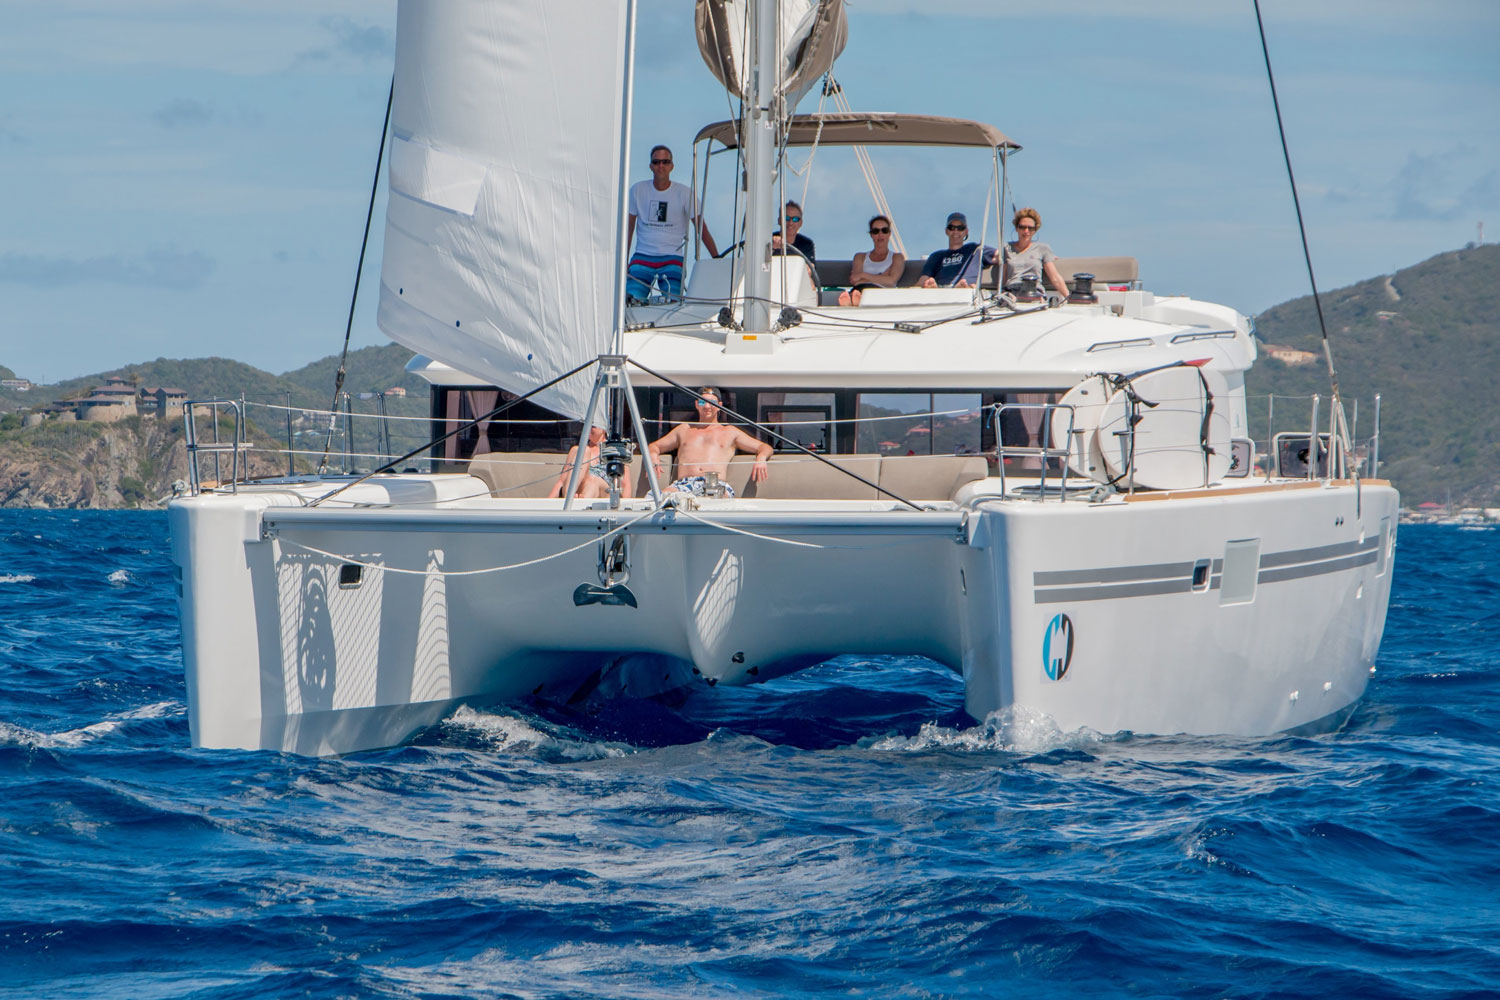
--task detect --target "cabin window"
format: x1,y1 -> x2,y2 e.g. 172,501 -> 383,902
758,392 -> 834,452
432,387 -> 580,464
856,392 -> 983,456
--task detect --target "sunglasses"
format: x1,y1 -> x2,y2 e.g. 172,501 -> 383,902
785,215 -> 801,223
869,226 -> 891,234
946,224 -> 967,231
1016,223 -> 1037,231
696,398 -> 720,406
651,159 -> 672,165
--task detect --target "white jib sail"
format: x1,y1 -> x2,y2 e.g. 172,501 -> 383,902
377,0 -> 629,420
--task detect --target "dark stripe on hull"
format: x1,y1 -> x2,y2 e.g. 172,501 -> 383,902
1033,536 -> 1382,604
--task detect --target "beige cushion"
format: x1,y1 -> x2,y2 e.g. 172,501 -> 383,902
878,454 -> 989,501
749,454 -> 883,500
1056,255 -> 1139,287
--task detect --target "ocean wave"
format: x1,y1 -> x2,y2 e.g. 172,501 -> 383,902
0,718 -> 122,749
0,573 -> 36,584
107,569 -> 132,585
0,702 -> 184,749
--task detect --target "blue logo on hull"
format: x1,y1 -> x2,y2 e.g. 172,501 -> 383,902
1042,613 -> 1074,681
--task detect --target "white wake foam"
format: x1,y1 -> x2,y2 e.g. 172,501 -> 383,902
446,706 -> 629,760
0,574 -> 36,584
107,569 -> 132,585
863,705 -> 1105,755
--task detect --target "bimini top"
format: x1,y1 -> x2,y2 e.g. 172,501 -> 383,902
694,112 -> 1020,151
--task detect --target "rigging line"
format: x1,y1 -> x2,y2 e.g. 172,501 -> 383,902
1253,0 -> 1358,501
626,359 -> 925,512
275,507 -> 660,578
318,76 -> 394,475
829,79 -> 904,257
307,357 -> 599,507
1252,3 -> 1343,416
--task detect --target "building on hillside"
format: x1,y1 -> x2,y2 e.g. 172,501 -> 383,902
140,386 -> 188,418
1263,344 -> 1319,366
89,379 -> 139,399
40,402 -> 78,422
76,392 -> 138,422
0,379 -> 32,391
386,386 -> 407,397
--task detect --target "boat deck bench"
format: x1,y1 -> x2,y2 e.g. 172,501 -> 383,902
469,451 -> 988,502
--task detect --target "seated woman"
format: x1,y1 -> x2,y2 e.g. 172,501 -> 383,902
547,426 -> 632,500
838,215 -> 905,306
1004,206 -> 1069,299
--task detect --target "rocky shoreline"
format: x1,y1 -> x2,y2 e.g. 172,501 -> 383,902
0,416 -> 287,509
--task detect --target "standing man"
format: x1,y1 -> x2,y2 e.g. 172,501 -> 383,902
917,212 -> 998,289
626,144 -> 718,302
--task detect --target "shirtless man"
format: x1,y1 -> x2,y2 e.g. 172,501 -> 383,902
647,388 -> 771,498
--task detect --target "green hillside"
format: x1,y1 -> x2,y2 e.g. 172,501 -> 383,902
1247,244 -> 1500,506
0,344 -> 436,467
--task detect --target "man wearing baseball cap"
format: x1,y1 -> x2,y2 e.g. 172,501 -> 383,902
918,211 -> 998,289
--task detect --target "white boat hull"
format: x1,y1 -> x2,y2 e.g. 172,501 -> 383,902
168,477 -> 1397,754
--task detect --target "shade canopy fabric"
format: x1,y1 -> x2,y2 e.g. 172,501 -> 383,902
376,0 -> 629,421
695,112 -> 1020,151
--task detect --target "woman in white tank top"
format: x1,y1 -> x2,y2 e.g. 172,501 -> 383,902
839,214 -> 906,306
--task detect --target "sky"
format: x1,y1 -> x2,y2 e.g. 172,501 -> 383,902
1,0 -> 1496,383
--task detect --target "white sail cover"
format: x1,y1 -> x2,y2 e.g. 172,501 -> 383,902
696,0 -> 848,109
377,0 -> 629,420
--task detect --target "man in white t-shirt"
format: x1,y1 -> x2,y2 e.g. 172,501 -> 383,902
625,144 -> 718,302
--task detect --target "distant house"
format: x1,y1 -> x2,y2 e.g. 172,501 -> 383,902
70,378 -> 141,422
1263,344 -> 1318,366
140,386 -> 188,418
90,378 -> 139,399
386,386 -> 407,397
0,378 -> 32,391
75,393 -> 137,422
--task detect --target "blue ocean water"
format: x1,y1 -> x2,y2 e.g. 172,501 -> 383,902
1,510 -> 1497,999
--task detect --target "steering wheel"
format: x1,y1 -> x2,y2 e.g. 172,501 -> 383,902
780,244 -> 821,292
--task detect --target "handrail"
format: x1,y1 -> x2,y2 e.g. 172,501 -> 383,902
992,401 -> 1075,501
182,398 -> 245,495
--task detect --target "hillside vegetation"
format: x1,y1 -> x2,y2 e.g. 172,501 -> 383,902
1248,244 -> 1500,505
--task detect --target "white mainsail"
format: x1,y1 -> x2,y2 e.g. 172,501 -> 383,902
377,0 -> 630,420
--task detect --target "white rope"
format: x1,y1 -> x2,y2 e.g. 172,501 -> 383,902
670,506 -> 825,548
671,505 -> 951,551
274,507 -> 659,577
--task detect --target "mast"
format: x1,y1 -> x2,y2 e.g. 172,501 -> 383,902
611,0 -> 639,353
740,0 -> 779,335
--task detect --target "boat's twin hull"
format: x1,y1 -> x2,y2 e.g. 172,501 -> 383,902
169,480 -> 1397,754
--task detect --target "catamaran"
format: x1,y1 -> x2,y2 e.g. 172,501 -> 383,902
169,0 -> 1397,755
